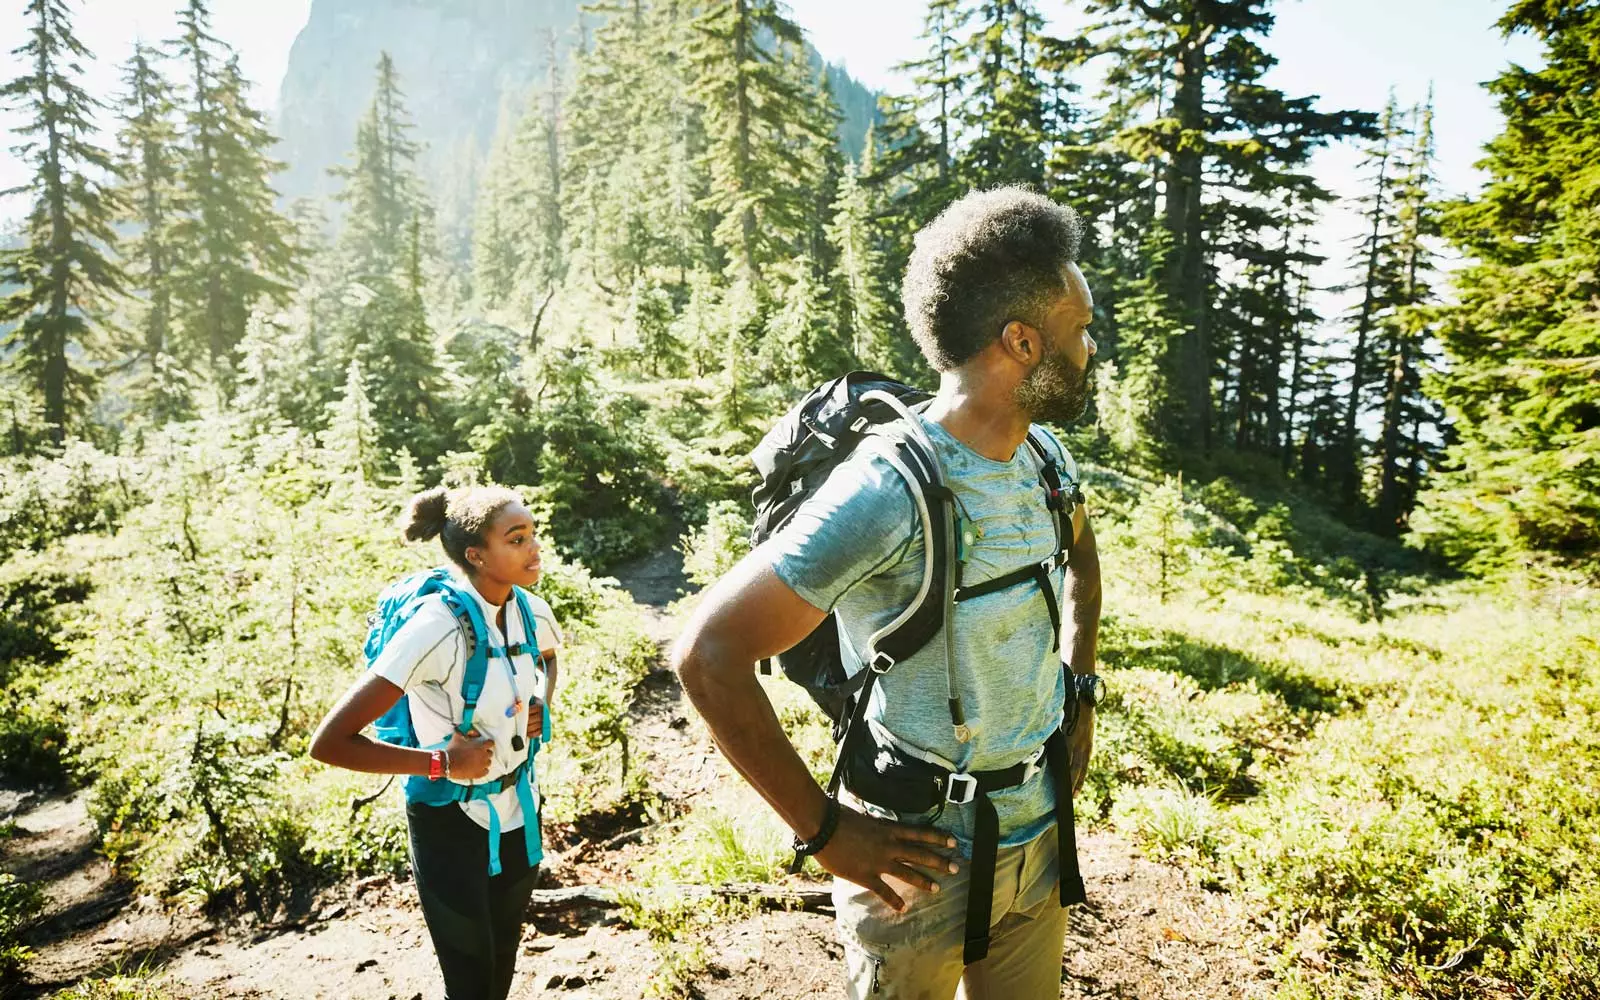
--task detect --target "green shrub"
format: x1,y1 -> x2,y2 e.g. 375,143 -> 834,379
0,441 -> 141,560
537,588 -> 660,823
47,975 -> 178,999
1109,783 -> 1222,861
1206,596 -> 1600,991
0,559 -> 91,666
0,872 -> 44,980
678,500 -> 751,587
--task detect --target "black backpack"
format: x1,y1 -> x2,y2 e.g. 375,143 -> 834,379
749,371 -> 1085,739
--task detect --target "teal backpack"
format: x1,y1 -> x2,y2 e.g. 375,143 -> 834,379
363,567 -> 552,875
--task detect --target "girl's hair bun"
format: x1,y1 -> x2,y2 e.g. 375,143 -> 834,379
401,486 -> 450,542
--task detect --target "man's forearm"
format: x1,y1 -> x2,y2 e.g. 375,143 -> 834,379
1064,552 -> 1101,675
677,645 -> 830,839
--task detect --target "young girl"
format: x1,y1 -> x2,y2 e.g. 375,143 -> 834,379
311,485 -> 561,1000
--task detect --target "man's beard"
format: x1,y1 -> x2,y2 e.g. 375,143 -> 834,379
1015,341 -> 1095,424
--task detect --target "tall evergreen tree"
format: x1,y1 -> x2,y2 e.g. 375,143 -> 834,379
951,0 -> 1050,189
826,144 -> 907,375
333,219 -> 448,466
322,357 -> 381,485
166,0 -> 299,389
1077,0 -> 1374,455
330,51 -> 427,278
1333,96 -> 1406,509
564,1 -> 710,302
113,39 -> 188,421
472,95 -> 523,307
688,0 -> 833,285
0,0 -> 124,447
870,0 -> 969,262
1373,97 -> 1442,535
1416,0 -> 1600,566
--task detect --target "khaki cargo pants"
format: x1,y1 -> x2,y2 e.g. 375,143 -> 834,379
831,823 -> 1068,1000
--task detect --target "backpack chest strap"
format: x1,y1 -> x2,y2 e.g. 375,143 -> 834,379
952,551 -> 1068,651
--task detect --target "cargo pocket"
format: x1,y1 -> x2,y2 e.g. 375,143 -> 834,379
841,938 -> 884,998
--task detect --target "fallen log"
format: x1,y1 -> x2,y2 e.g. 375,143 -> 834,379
526,882 -> 833,914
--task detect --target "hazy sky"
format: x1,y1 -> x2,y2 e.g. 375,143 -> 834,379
2,0 -> 1544,263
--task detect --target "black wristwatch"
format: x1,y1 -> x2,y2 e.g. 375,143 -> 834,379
1073,673 -> 1107,708
791,796 -> 841,861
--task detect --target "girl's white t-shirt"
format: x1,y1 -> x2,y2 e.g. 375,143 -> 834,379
372,581 -> 562,832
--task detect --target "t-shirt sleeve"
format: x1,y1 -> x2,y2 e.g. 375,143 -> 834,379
761,447 -> 921,612
370,599 -> 461,693
526,594 -> 563,652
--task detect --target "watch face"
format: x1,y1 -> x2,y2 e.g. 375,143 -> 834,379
1079,674 -> 1105,706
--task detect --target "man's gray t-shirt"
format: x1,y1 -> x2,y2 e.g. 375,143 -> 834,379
762,413 -> 1076,850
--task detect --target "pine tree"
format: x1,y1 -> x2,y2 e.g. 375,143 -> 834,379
1415,1 -> 1600,566
1373,97 -> 1442,535
472,95 -> 523,307
951,0 -> 1050,190
0,0 -> 124,448
872,0 -> 969,238
564,1 -> 710,303
322,357 -> 380,485
1077,0 -> 1374,455
337,219 -> 448,465
1332,96 -> 1406,510
825,147 -> 906,375
113,40 -> 189,422
688,0 -> 833,285
331,51 -> 427,279
167,0 -> 299,390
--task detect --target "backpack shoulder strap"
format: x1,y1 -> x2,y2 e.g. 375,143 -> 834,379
861,433 -> 950,668
434,580 -> 491,736
1023,427 -> 1085,561
507,586 -> 539,658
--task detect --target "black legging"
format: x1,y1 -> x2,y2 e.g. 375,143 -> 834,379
406,800 -> 540,1000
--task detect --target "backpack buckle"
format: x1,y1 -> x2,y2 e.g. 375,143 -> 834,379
944,772 -> 978,805
869,651 -> 896,674
1020,744 -> 1047,783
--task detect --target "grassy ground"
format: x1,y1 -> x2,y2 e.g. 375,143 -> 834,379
633,574 -> 1599,1000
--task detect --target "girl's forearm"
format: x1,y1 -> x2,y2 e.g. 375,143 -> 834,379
314,732 -> 436,777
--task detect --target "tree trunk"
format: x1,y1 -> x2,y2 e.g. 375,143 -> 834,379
1161,16 -> 1214,455
1340,135 -> 1393,510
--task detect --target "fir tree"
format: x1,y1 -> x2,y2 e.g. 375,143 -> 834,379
322,357 -> 380,485
1373,96 -> 1442,535
1415,1 -> 1600,566
1333,96 -> 1406,510
0,0 -> 124,447
472,95 -> 524,307
564,1 -> 711,302
869,0 -> 972,278
825,148 -> 905,375
330,51 -> 428,279
951,0 -> 1050,190
335,219 -> 448,465
166,0 -> 299,389
1076,0 -> 1374,455
113,40 -> 189,422
688,0 -> 834,285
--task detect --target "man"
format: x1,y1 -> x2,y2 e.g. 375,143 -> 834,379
671,186 -> 1102,1000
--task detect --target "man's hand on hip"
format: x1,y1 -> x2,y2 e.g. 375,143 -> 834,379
814,807 -> 961,913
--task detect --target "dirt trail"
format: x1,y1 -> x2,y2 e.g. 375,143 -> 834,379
3,540 -> 1277,1000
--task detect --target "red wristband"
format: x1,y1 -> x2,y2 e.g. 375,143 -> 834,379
428,749 -> 445,781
